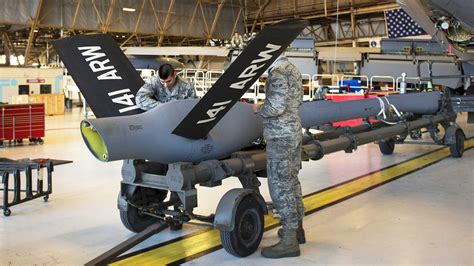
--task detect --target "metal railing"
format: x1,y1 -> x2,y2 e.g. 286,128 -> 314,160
395,76 -> 421,90
369,75 -> 395,91
340,75 -> 369,91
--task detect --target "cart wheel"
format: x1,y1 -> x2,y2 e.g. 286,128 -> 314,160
119,188 -> 168,233
43,195 -> 49,202
450,128 -> 465,158
4,208 -> 11,217
38,139 -> 44,145
379,138 -> 395,155
220,195 -> 264,257
409,129 -> 422,140
169,219 -> 183,231
120,206 -> 157,233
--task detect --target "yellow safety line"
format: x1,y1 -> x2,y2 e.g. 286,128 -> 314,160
112,138 -> 474,265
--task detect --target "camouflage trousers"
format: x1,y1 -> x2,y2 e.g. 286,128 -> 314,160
266,134 -> 304,230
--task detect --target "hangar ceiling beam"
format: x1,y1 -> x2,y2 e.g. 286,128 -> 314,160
24,0 -> 43,65
246,2 -> 399,28
293,0 -> 298,18
324,0 -> 327,17
206,0 -> 227,45
91,0 -> 105,31
180,0 -> 200,45
302,16 -> 387,47
368,17 -> 375,35
69,0 -> 83,33
374,17 -> 385,35
103,0 -> 117,33
250,0 -> 272,33
350,0 -> 357,46
36,43 -> 53,64
121,0 -> 147,46
229,3 -> 244,38
339,22 -> 346,39
158,0 -> 176,46
199,0 -> 210,37
3,31 -> 19,65
149,0 -> 163,38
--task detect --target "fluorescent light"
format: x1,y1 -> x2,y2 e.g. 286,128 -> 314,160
34,29 -> 38,32
122,7 -> 136,12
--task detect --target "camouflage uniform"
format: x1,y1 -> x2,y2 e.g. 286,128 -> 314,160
136,75 -> 196,110
257,57 -> 304,231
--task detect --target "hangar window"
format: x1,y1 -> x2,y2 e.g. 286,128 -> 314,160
18,85 -> 30,95
40,84 -> 52,94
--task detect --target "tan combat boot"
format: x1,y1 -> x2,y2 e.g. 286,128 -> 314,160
261,229 -> 300,258
277,220 -> 306,244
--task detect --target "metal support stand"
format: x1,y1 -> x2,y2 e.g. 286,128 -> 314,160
0,158 -> 72,216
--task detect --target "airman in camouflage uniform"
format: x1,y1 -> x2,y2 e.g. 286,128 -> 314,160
257,56 -> 305,258
136,64 -> 196,110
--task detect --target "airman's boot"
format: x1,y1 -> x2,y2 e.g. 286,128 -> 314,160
261,229 -> 300,258
277,220 -> 306,244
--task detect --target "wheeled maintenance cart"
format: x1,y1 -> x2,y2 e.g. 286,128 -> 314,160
0,103 -> 45,147
84,91 -> 474,265
0,158 -> 72,216
88,107 -> 470,264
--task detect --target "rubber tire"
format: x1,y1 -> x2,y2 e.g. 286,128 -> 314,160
220,195 -> 264,257
450,128 -> 465,158
409,129 -> 422,140
379,138 -> 395,155
119,188 -> 167,233
169,220 -> 183,231
4,208 -> 11,216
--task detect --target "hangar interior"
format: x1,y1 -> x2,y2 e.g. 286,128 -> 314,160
1,0 -> 473,265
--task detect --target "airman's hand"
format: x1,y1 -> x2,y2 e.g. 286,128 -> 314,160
252,103 -> 261,113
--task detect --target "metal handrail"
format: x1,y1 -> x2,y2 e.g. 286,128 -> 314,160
369,75 -> 395,90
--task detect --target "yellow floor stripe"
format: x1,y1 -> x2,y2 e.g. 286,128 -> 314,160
112,138 -> 474,265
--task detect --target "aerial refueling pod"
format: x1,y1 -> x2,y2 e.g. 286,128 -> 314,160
81,91 -> 442,164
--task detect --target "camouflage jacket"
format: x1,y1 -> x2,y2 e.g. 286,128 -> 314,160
136,75 -> 196,110
257,57 -> 303,139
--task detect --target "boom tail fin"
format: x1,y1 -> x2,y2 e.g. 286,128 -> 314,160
172,19 -> 309,140
52,34 -> 144,118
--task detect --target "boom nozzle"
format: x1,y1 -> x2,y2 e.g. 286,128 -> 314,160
81,121 -> 109,162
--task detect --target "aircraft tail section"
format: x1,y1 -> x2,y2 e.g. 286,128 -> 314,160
172,19 -> 309,139
53,34 -> 144,118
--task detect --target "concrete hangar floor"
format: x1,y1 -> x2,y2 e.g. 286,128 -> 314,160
1,108 -> 473,265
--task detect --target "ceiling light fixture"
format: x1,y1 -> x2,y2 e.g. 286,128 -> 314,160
122,7 -> 136,12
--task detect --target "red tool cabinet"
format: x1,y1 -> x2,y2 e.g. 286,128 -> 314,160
0,103 -> 45,146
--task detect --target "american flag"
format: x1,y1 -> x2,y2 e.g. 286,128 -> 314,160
385,8 -> 426,38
